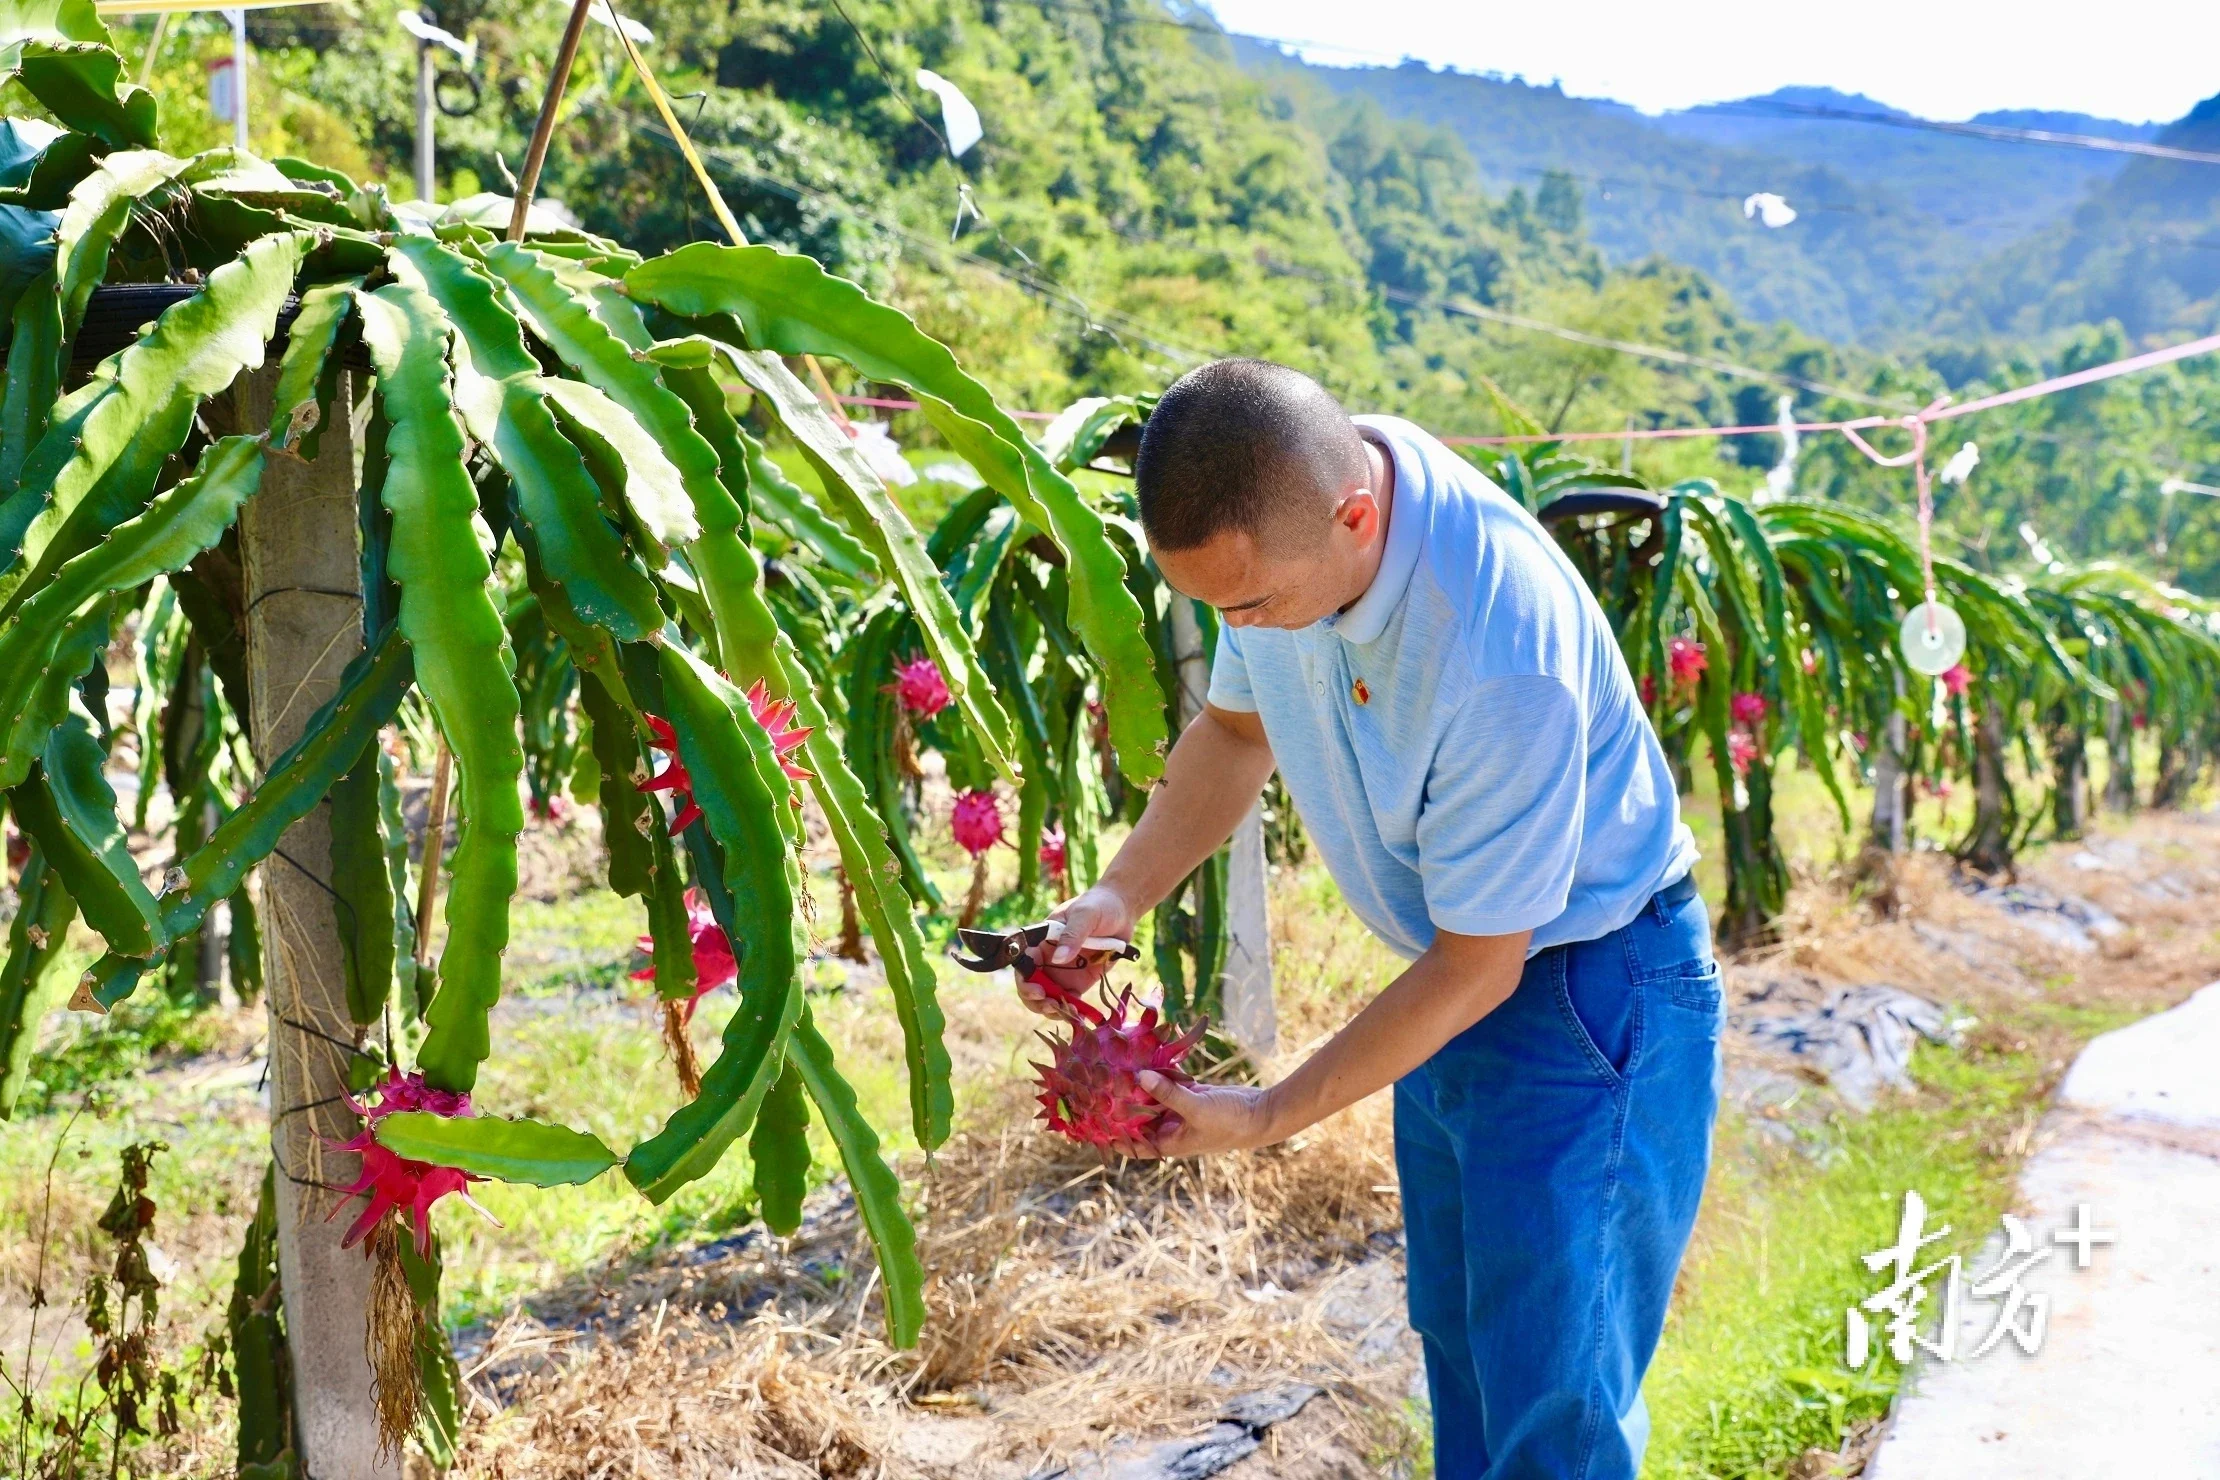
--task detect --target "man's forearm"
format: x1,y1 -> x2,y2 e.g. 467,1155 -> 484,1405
1260,928 -> 1530,1139
1097,705 -> 1276,914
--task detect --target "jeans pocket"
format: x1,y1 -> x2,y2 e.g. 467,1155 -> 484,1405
1622,888 -> 1718,984
1666,961 -> 1723,1015
1554,941 -> 1638,1087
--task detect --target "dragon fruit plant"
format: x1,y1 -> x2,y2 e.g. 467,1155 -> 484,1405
0,4 -> 1179,1462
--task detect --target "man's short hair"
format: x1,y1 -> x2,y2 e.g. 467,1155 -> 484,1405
1134,359 -> 1367,553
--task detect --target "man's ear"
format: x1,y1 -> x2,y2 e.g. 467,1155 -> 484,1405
1336,489 -> 1381,544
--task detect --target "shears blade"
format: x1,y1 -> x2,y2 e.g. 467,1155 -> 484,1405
950,920 -> 1137,974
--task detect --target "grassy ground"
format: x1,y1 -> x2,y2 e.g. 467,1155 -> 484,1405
3,741 -> 2213,1476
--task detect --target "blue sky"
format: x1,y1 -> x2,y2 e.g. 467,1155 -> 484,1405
1204,0 -> 2220,124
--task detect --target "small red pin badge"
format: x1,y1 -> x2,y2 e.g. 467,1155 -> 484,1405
1351,677 -> 1370,705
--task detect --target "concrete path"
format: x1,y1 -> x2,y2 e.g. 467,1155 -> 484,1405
1866,981 -> 2220,1478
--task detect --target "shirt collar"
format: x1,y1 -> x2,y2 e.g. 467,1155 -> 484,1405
1322,416 -> 1426,646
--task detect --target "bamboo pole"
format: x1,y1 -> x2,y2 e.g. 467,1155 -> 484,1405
505,0 -> 595,241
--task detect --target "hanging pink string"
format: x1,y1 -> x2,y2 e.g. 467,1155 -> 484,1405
1838,400 -> 1952,632
823,328 -> 2220,633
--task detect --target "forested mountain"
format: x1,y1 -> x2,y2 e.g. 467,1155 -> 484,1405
1930,95 -> 2220,343
1235,47 -> 2187,348
139,0 -> 1845,454
70,0 -> 2220,592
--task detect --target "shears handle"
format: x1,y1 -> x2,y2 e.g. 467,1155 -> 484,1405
1025,969 -> 1107,1027
1039,920 -> 1138,959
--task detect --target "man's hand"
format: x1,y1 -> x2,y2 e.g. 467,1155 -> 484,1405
1112,926 -> 1532,1161
1014,884 -> 1138,1018
1110,1073 -> 1279,1159
1014,702 -> 1275,1021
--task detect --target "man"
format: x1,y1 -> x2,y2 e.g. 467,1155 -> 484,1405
1026,359 -> 1721,1478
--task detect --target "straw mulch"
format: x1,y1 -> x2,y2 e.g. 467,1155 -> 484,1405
453,1082 -> 1412,1479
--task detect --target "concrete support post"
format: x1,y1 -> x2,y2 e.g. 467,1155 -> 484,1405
1870,710 -> 1908,855
1167,597 -> 1276,1059
234,367 -> 400,1480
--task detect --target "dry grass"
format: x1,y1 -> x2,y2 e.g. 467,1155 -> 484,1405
451,841 -> 1424,1477
453,1077 -> 1408,1477
1734,811 -> 2220,1076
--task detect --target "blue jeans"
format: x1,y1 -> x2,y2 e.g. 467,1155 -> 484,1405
1395,875 -> 1722,1479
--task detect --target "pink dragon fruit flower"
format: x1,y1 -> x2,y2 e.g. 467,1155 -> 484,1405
888,654 -> 952,719
952,788 -> 1005,857
639,684 -> 812,834
328,1068 -> 493,1259
1667,637 -> 1707,688
1730,691 -> 1768,728
630,887 -> 738,1023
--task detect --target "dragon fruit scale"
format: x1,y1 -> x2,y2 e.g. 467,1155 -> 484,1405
1030,978 -> 1206,1150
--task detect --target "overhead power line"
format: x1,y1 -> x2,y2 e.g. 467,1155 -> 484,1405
1254,254 -> 1908,409
623,111 -> 1217,369
1707,100 -> 2220,167
627,105 -> 2173,470
628,102 -> 1905,408
1507,166 -> 2220,255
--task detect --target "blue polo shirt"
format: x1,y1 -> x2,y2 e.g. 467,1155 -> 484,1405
1205,415 -> 1696,959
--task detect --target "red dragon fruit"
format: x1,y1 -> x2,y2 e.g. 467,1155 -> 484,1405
952,788 -> 1005,927
1667,636 -> 1707,688
951,788 -> 1004,855
888,653 -> 952,718
1727,729 -> 1759,777
629,887 -> 737,1024
743,680 -> 814,782
1029,977 -> 1206,1150
1939,663 -> 1971,698
638,714 -> 704,834
1730,690 -> 1768,728
328,1068 -> 493,1259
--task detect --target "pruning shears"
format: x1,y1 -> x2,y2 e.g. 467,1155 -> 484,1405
951,920 -> 1138,979
953,921 -> 1138,1025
